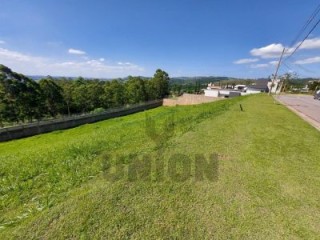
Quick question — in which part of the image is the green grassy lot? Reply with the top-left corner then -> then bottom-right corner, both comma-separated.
0,94 -> 319,239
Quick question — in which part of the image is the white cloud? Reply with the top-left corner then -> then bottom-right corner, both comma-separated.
0,47 -> 144,78
99,58 -> 105,62
269,61 -> 278,66
117,62 -> 132,66
298,38 -> 320,50
68,48 -> 86,55
294,56 -> 320,65
250,63 -> 270,68
0,40 -> 5,44
250,43 -> 288,59
233,58 -> 259,64
0,47 -> 45,63
249,37 -> 320,60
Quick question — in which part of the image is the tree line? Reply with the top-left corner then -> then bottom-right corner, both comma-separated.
0,65 -> 169,126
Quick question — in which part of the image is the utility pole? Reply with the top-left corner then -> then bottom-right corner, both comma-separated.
269,48 -> 286,95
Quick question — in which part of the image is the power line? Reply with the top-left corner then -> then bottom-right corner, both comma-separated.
285,17 -> 320,62
282,3 -> 320,74
285,56 -> 316,74
282,62 -> 292,71
289,3 -> 320,47
278,55 -> 315,78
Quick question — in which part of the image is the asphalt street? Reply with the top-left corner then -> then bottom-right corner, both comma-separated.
276,95 -> 320,131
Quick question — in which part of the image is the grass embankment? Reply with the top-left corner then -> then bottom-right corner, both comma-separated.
0,94 -> 319,239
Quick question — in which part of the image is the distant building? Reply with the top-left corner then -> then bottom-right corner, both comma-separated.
204,79 -> 269,98
268,79 -> 281,93
247,79 -> 269,93
204,89 -> 220,97
301,85 -> 309,93
234,85 -> 246,91
207,82 -> 221,90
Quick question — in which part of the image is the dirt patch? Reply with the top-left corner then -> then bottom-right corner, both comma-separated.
163,93 -> 221,106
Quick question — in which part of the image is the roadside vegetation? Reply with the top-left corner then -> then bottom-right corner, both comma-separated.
0,94 -> 319,239
0,65 -> 169,126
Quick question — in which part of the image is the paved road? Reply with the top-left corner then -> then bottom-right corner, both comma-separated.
276,95 -> 320,130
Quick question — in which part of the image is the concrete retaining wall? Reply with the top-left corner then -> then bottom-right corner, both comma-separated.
0,100 -> 162,142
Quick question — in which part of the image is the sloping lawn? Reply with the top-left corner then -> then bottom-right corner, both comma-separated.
0,94 -> 319,239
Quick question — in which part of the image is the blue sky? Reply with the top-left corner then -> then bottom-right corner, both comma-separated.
1,0 -> 320,78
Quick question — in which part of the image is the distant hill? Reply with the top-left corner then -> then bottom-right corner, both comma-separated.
25,74 -> 320,85
171,76 -> 237,84
28,75 -> 116,81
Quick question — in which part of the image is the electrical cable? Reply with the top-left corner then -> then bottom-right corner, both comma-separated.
289,3 -> 320,47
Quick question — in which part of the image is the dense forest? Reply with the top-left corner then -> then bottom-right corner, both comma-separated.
0,65 -> 169,126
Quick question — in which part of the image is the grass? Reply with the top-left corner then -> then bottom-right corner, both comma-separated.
0,94 -> 319,239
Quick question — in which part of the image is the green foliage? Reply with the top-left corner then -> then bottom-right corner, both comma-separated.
150,69 -> 170,99
90,107 -> 105,114
308,80 -> 320,91
108,80 -> 126,107
0,65 -> 44,123
39,78 -> 64,117
0,65 -> 170,124
125,77 -> 147,104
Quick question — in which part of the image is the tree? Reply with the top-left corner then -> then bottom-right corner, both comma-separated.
0,81 -> 5,127
0,66 -> 23,122
125,77 -> 147,104
145,79 -> 157,100
72,80 -> 89,113
0,64 -> 172,124
150,69 -> 170,99
86,80 -> 104,110
308,80 -> 320,91
103,80 -> 125,107
0,64 -> 44,123
169,83 -> 182,96
39,78 -> 64,117
55,78 -> 73,116
280,72 -> 298,92
101,81 -> 113,109
20,78 -> 44,122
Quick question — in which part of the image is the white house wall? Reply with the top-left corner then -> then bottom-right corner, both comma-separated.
204,89 -> 219,97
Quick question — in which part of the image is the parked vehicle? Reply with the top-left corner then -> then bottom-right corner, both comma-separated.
314,90 -> 320,100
